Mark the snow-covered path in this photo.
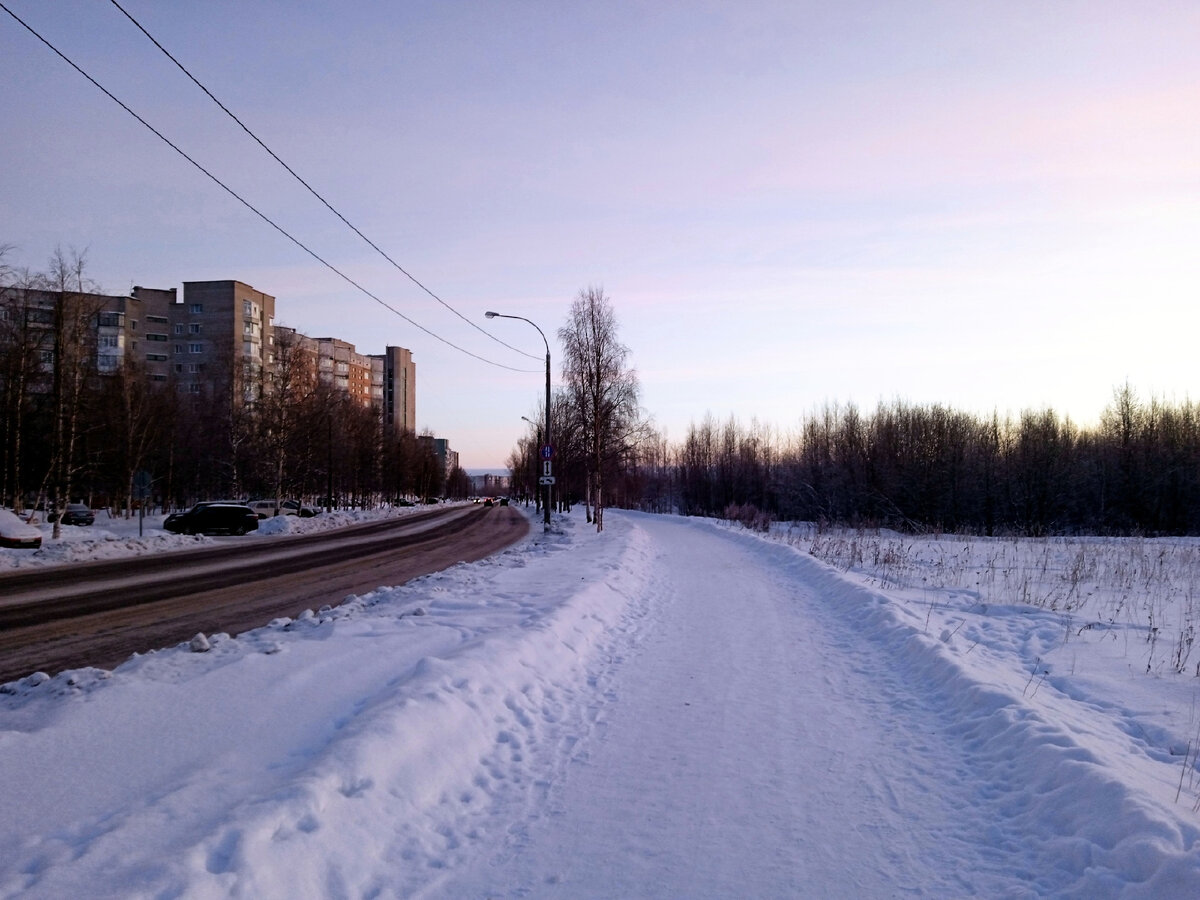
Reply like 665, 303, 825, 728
441, 513, 1065, 897
4, 508, 1200, 898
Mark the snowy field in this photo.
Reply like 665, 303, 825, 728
3, 508, 1200, 897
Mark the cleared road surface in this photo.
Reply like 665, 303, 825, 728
0, 504, 528, 684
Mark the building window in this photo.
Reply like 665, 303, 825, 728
148, 315, 168, 324
189, 303, 203, 314
174, 324, 184, 334
175, 364, 183, 373
189, 323, 202, 334
147, 352, 168, 362
97, 312, 122, 327
147, 333, 168, 342
174, 344, 184, 354
188, 343, 203, 354
131, 320, 137, 330
151, 374, 167, 382
99, 335, 121, 349
189, 383, 202, 394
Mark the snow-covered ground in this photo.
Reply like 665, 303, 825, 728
3, 508, 1200, 897
0, 503, 435, 569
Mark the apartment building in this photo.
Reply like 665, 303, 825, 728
0, 285, 147, 388
177, 281, 276, 401
127, 286, 178, 382
371, 345, 416, 436
2, 278, 421, 440
314, 336, 376, 408
423, 436, 459, 479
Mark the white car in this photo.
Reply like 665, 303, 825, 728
247, 499, 294, 519
0, 508, 43, 549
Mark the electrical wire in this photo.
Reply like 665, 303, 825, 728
107, 0, 539, 362
0, 2, 538, 373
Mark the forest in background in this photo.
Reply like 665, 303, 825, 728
623, 385, 1200, 536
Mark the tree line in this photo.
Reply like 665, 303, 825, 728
1, 247, 459, 521
633, 388, 1200, 536
502, 289, 1200, 537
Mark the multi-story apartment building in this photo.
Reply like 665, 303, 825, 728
314, 337, 375, 408
423, 436, 459, 479
0, 285, 149, 387
126, 286, 179, 382
3, 277, 421, 440
177, 281, 276, 401
270, 325, 319, 395
371, 345, 416, 436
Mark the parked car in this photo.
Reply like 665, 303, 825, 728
163, 502, 259, 536
281, 499, 318, 518
248, 499, 292, 519
58, 503, 95, 526
247, 499, 318, 519
0, 509, 42, 549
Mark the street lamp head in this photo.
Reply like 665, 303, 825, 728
484, 311, 499, 319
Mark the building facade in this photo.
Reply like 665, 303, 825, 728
3, 278, 424, 447
177, 280, 276, 401
372, 345, 415, 436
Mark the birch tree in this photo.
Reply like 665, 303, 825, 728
557, 286, 641, 531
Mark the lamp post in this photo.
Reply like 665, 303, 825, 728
486, 311, 551, 533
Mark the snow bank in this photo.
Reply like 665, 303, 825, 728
0, 509, 655, 898
0, 504, 434, 570
715, 519, 1200, 897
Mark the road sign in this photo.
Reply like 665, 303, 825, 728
540, 444, 554, 460
133, 470, 153, 500
538, 476, 556, 485
543, 460, 552, 477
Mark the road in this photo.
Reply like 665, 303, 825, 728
0, 504, 528, 684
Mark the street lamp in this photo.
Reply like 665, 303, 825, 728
487, 311, 551, 532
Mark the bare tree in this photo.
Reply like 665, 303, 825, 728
0, 254, 48, 511
557, 286, 641, 531
41, 248, 108, 537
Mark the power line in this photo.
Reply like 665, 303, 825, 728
0, 2, 537, 374
107, 0, 539, 363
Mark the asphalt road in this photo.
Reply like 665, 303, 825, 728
0, 504, 529, 684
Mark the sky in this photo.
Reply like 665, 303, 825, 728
2, 0, 1198, 467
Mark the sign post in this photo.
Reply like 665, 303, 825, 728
133, 470, 153, 537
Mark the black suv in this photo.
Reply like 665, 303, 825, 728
163, 502, 259, 536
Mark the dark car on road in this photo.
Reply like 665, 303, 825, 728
58, 503, 95, 526
163, 502, 259, 536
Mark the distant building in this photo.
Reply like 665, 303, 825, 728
470, 473, 511, 495
2, 276, 430, 454
0, 285, 150, 388
371, 346, 415, 435
313, 336, 375, 408
422, 437, 459, 479
128, 286, 178, 382
178, 280, 276, 401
